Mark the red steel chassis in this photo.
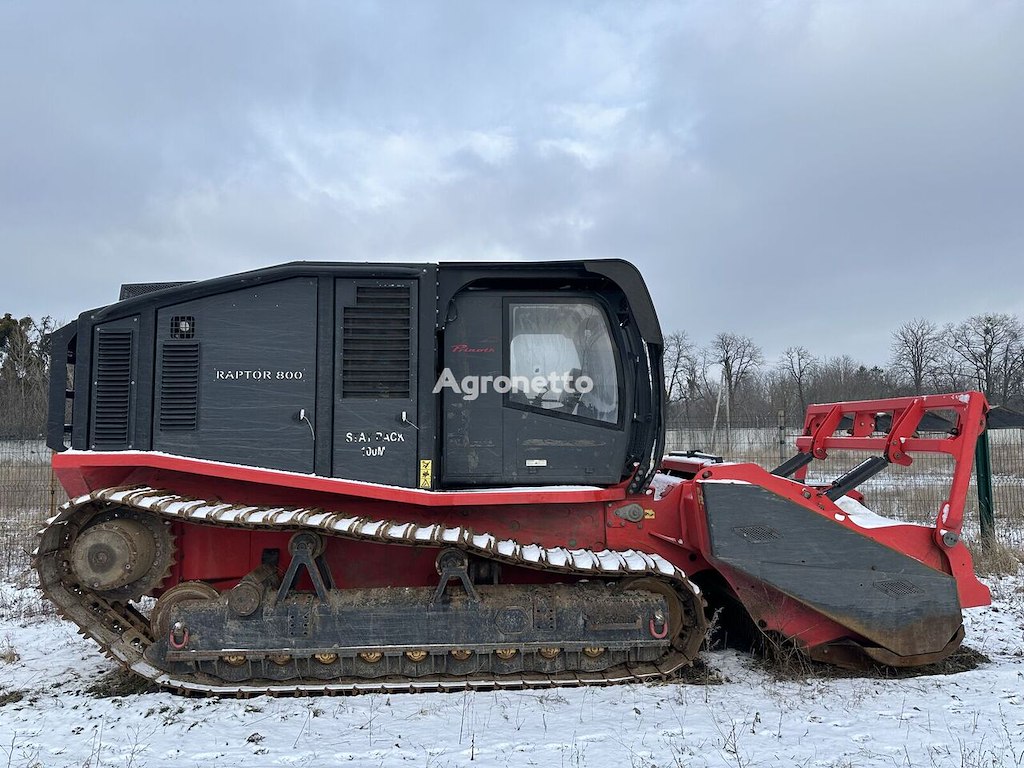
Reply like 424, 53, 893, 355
52, 391, 992, 662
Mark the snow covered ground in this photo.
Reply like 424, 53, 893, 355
0, 575, 1021, 768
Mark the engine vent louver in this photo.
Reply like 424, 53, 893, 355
159, 343, 200, 431
92, 330, 133, 448
342, 286, 411, 399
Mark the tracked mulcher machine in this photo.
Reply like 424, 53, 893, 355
37, 260, 991, 694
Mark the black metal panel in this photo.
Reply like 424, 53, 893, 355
153, 278, 318, 473
700, 482, 962, 656
333, 279, 418, 486
582, 259, 663, 346
71, 323, 92, 450
503, 410, 627, 485
46, 320, 77, 452
133, 308, 158, 452
441, 292, 504, 482
89, 322, 137, 449
313, 276, 336, 479
158, 343, 200, 431
415, 265, 439, 490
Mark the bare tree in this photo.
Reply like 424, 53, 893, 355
761, 365, 795, 416
780, 345, 818, 412
810, 354, 864, 403
711, 332, 764, 402
926, 324, 967, 393
0, 314, 54, 437
947, 313, 1024, 404
663, 330, 694, 403
693, 346, 717, 398
890, 318, 943, 394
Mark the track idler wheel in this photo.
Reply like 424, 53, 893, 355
150, 581, 219, 642
69, 510, 174, 601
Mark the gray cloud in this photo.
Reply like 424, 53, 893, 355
2, 1, 1022, 366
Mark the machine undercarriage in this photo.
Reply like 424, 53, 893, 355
36, 485, 707, 694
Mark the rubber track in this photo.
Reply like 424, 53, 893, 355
35, 485, 708, 696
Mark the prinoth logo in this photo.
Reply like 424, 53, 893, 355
450, 343, 496, 354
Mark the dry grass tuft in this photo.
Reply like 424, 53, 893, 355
672, 656, 727, 686
755, 636, 988, 682
756, 633, 828, 681
86, 667, 159, 698
969, 538, 1024, 576
0, 689, 26, 706
0, 636, 20, 664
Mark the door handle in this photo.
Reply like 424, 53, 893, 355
297, 408, 315, 440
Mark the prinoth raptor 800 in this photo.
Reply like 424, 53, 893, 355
37, 260, 992, 694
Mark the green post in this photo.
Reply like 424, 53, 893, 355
777, 409, 786, 467
975, 424, 995, 543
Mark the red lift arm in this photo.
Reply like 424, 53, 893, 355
791, 391, 989, 548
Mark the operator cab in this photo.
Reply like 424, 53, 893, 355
439, 273, 645, 488
48, 261, 665, 492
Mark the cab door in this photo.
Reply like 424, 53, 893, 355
501, 298, 628, 485
440, 290, 630, 487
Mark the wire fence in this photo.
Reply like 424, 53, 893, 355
0, 440, 58, 582
665, 422, 1024, 551
1, 426, 1021, 583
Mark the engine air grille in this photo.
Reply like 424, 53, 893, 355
160, 343, 200, 431
92, 330, 133, 448
342, 286, 411, 398
170, 315, 196, 339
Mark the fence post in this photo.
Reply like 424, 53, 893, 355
975, 425, 995, 543
777, 409, 786, 466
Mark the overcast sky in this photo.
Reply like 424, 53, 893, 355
2, 1, 1022, 366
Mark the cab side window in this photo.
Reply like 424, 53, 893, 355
508, 302, 619, 424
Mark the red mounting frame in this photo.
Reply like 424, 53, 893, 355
794, 391, 989, 545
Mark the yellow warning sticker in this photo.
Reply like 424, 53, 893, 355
644, 509, 656, 519
419, 460, 433, 489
